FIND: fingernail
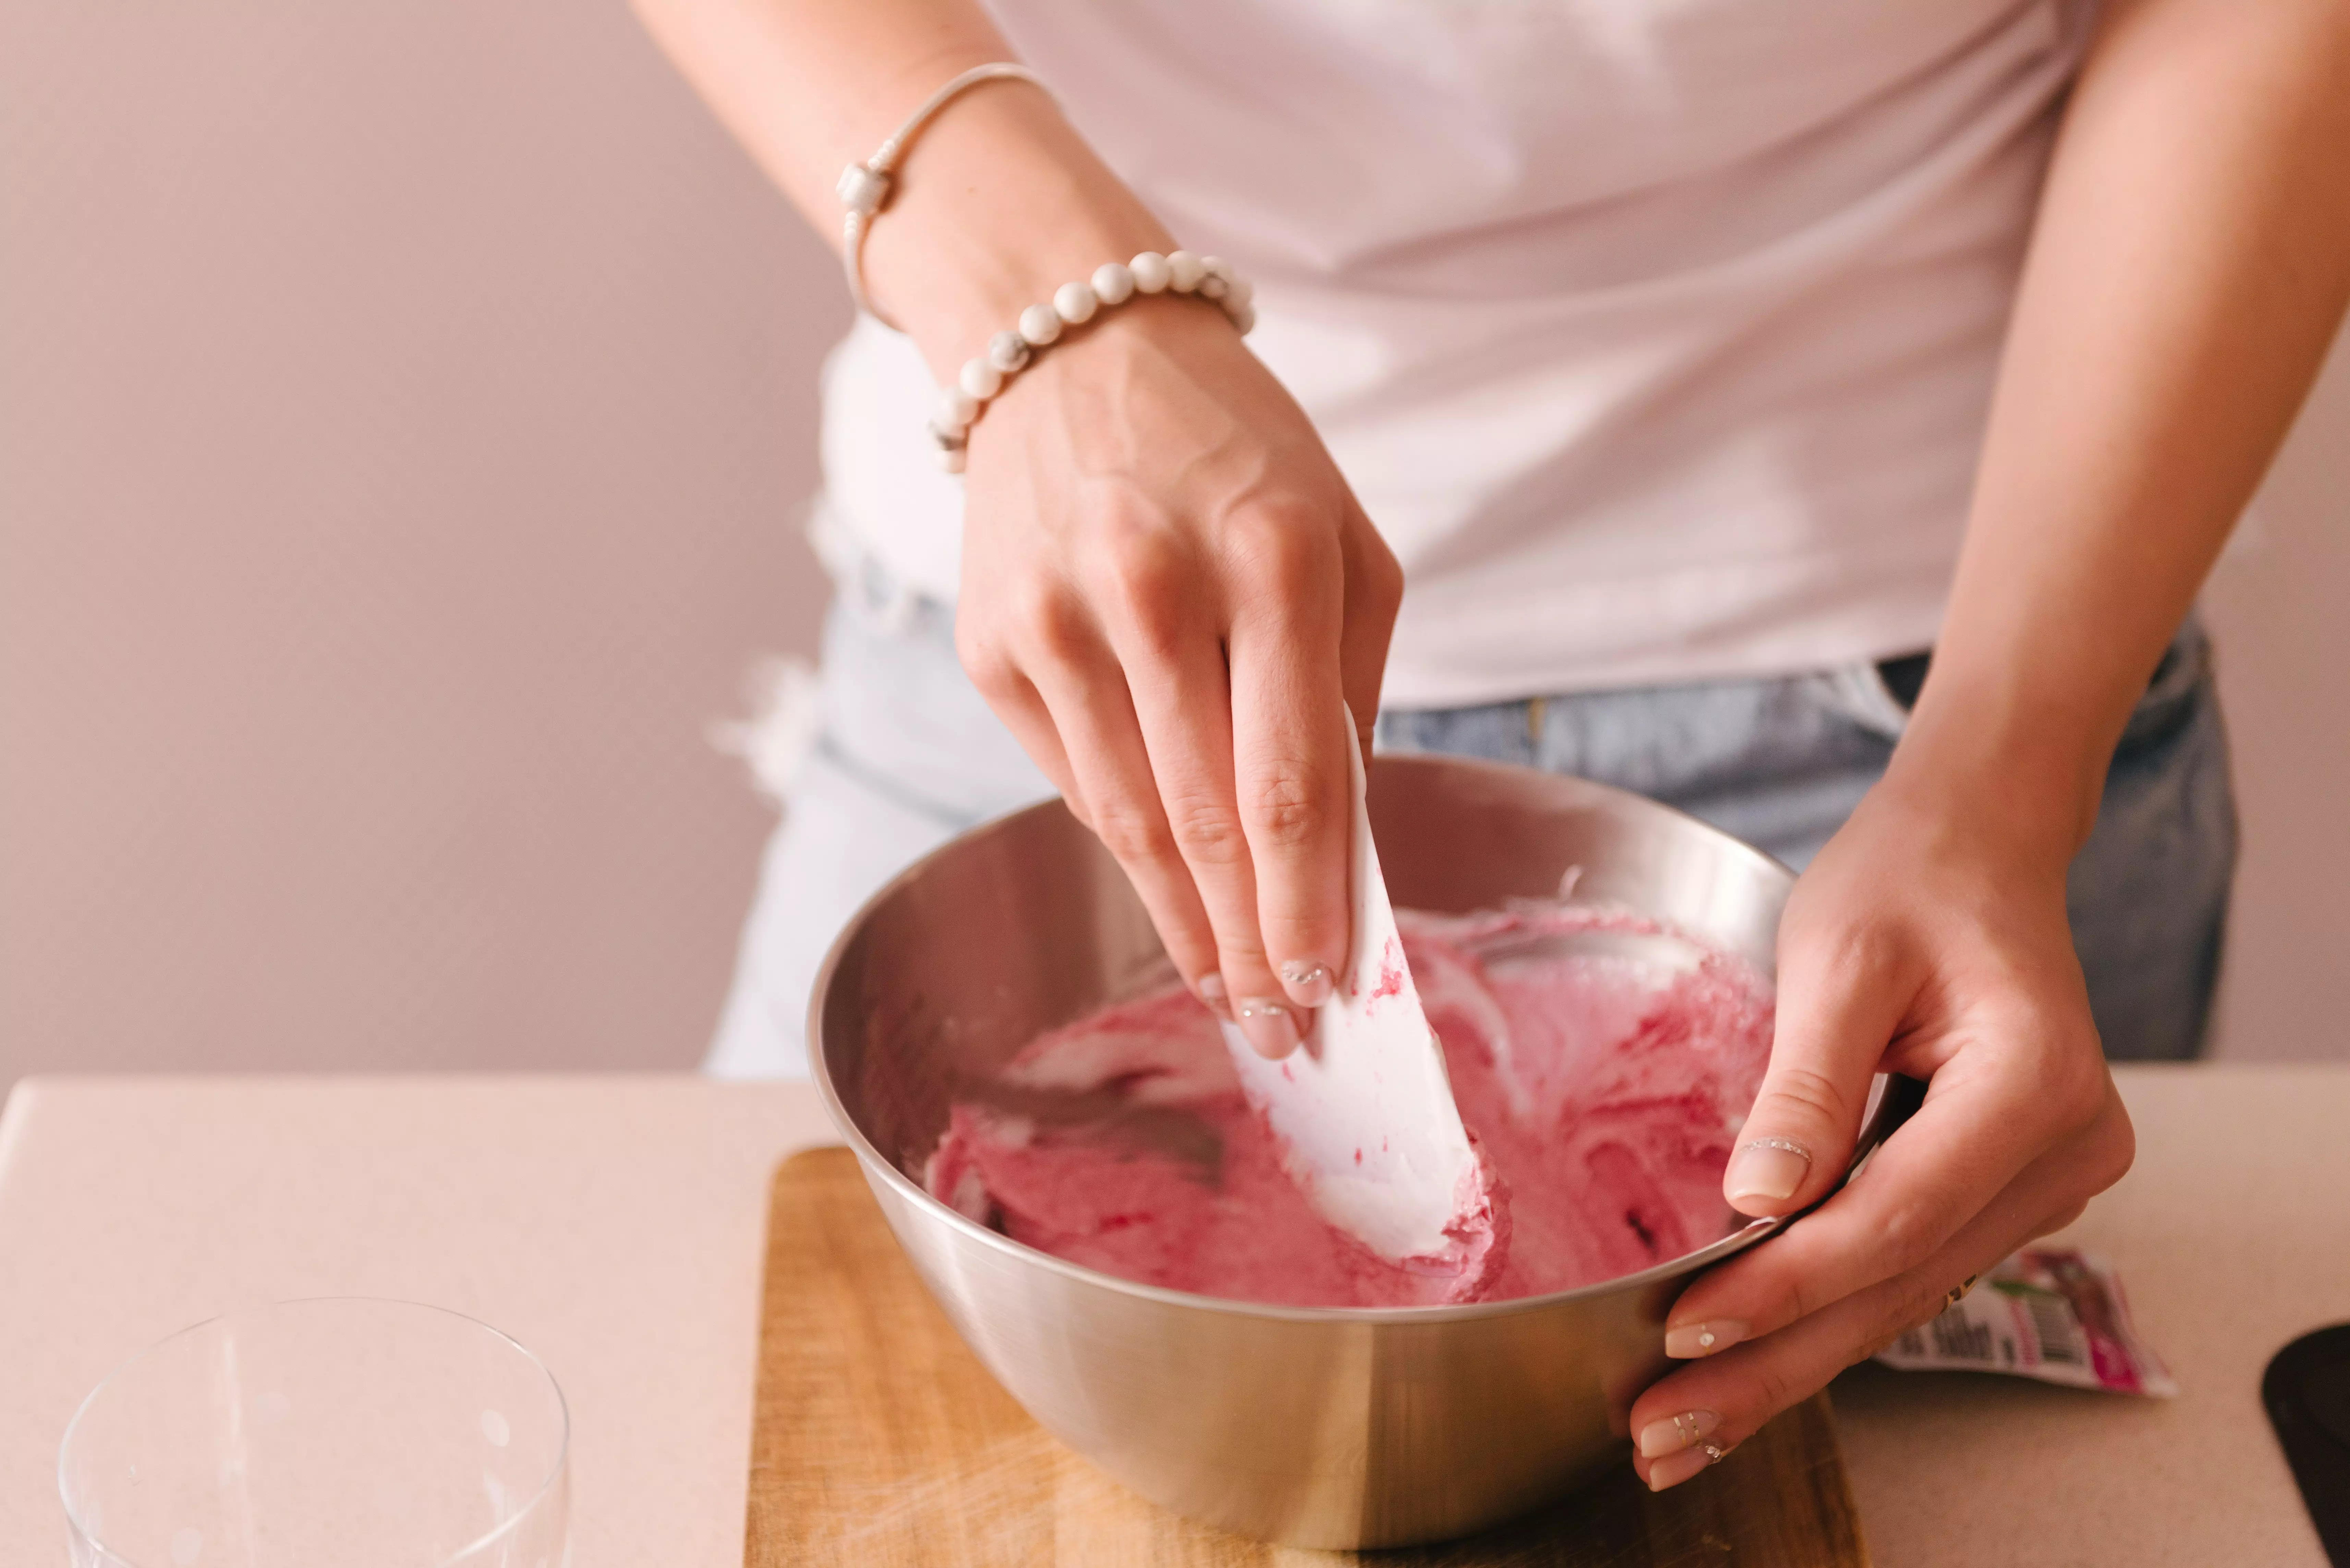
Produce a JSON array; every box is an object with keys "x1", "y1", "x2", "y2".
[
  {"x1": 1636, "y1": 1408, "x2": 1720, "y2": 1459},
  {"x1": 1646, "y1": 1441, "x2": 1726, "y2": 1492},
  {"x1": 1663, "y1": 1320, "x2": 1748, "y2": 1359},
  {"x1": 1277, "y1": 961, "x2": 1334, "y2": 1007},
  {"x1": 1236, "y1": 998, "x2": 1301, "y2": 1058},
  {"x1": 1195, "y1": 972, "x2": 1234, "y2": 1021},
  {"x1": 1726, "y1": 1137, "x2": 1812, "y2": 1203}
]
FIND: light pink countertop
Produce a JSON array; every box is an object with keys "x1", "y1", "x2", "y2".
[{"x1": 0, "y1": 1067, "x2": 2336, "y2": 1566}]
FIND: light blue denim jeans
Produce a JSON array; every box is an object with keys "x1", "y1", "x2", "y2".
[{"x1": 708, "y1": 563, "x2": 2234, "y2": 1077}]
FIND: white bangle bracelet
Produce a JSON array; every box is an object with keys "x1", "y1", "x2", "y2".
[
  {"x1": 835, "y1": 62, "x2": 1057, "y2": 330},
  {"x1": 925, "y1": 250, "x2": 1255, "y2": 473}
]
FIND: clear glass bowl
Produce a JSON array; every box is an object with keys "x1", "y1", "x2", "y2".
[{"x1": 59, "y1": 1298, "x2": 569, "y2": 1567}]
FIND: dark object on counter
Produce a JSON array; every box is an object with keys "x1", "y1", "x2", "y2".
[{"x1": 2264, "y1": 1323, "x2": 2350, "y2": 1565}]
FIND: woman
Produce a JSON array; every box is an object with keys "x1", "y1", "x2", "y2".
[{"x1": 635, "y1": 0, "x2": 2350, "y2": 1491}]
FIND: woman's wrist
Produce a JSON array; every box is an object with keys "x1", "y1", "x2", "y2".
[
  {"x1": 854, "y1": 81, "x2": 1177, "y2": 380},
  {"x1": 1878, "y1": 670, "x2": 2113, "y2": 874}
]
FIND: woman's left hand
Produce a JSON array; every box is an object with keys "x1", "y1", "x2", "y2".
[{"x1": 1626, "y1": 769, "x2": 2138, "y2": 1491}]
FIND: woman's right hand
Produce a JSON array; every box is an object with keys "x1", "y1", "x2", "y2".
[
  {"x1": 624, "y1": 5, "x2": 1405, "y2": 1051},
  {"x1": 952, "y1": 292, "x2": 1402, "y2": 1056}
]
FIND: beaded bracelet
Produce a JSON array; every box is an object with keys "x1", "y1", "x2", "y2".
[{"x1": 925, "y1": 249, "x2": 1256, "y2": 473}]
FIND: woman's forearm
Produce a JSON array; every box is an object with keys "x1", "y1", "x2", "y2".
[
  {"x1": 1895, "y1": 0, "x2": 2350, "y2": 854},
  {"x1": 633, "y1": 1, "x2": 1404, "y2": 1043},
  {"x1": 628, "y1": 0, "x2": 1172, "y2": 375}
]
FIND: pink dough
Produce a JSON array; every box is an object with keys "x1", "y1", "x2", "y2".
[{"x1": 922, "y1": 904, "x2": 1775, "y2": 1308}]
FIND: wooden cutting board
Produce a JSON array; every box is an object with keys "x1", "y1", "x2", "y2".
[{"x1": 745, "y1": 1147, "x2": 1869, "y2": 1567}]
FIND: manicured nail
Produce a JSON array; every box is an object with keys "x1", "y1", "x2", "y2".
[
  {"x1": 1646, "y1": 1441, "x2": 1726, "y2": 1492},
  {"x1": 1726, "y1": 1137, "x2": 1812, "y2": 1203},
  {"x1": 1277, "y1": 961, "x2": 1334, "y2": 1008},
  {"x1": 1664, "y1": 1320, "x2": 1748, "y2": 1359},
  {"x1": 1236, "y1": 998, "x2": 1301, "y2": 1058},
  {"x1": 1636, "y1": 1408, "x2": 1720, "y2": 1459},
  {"x1": 1195, "y1": 972, "x2": 1234, "y2": 1021}
]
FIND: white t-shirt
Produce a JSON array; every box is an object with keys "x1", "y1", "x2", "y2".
[{"x1": 817, "y1": 0, "x2": 2095, "y2": 707}]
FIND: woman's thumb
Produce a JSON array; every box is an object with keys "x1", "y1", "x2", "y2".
[{"x1": 1728, "y1": 933, "x2": 1911, "y2": 1217}]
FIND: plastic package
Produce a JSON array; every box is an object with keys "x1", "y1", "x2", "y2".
[{"x1": 1874, "y1": 1247, "x2": 2178, "y2": 1397}]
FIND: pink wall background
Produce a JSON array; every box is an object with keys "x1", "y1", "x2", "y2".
[
  {"x1": 2202, "y1": 343, "x2": 2350, "y2": 1063},
  {"x1": 1, "y1": 4, "x2": 2342, "y2": 1095},
  {"x1": 1, "y1": 3, "x2": 845, "y2": 1081}
]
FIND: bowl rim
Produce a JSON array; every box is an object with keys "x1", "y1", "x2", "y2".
[{"x1": 810, "y1": 754, "x2": 1883, "y2": 1325}]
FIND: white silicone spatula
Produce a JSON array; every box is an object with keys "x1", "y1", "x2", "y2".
[{"x1": 1220, "y1": 716, "x2": 1498, "y2": 1274}]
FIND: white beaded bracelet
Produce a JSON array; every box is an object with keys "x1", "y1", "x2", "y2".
[{"x1": 926, "y1": 249, "x2": 1256, "y2": 472}]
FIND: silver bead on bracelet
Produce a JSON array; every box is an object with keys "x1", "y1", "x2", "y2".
[{"x1": 925, "y1": 251, "x2": 1257, "y2": 473}]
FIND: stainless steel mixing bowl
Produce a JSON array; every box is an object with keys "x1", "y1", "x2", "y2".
[{"x1": 811, "y1": 754, "x2": 1898, "y2": 1548}]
